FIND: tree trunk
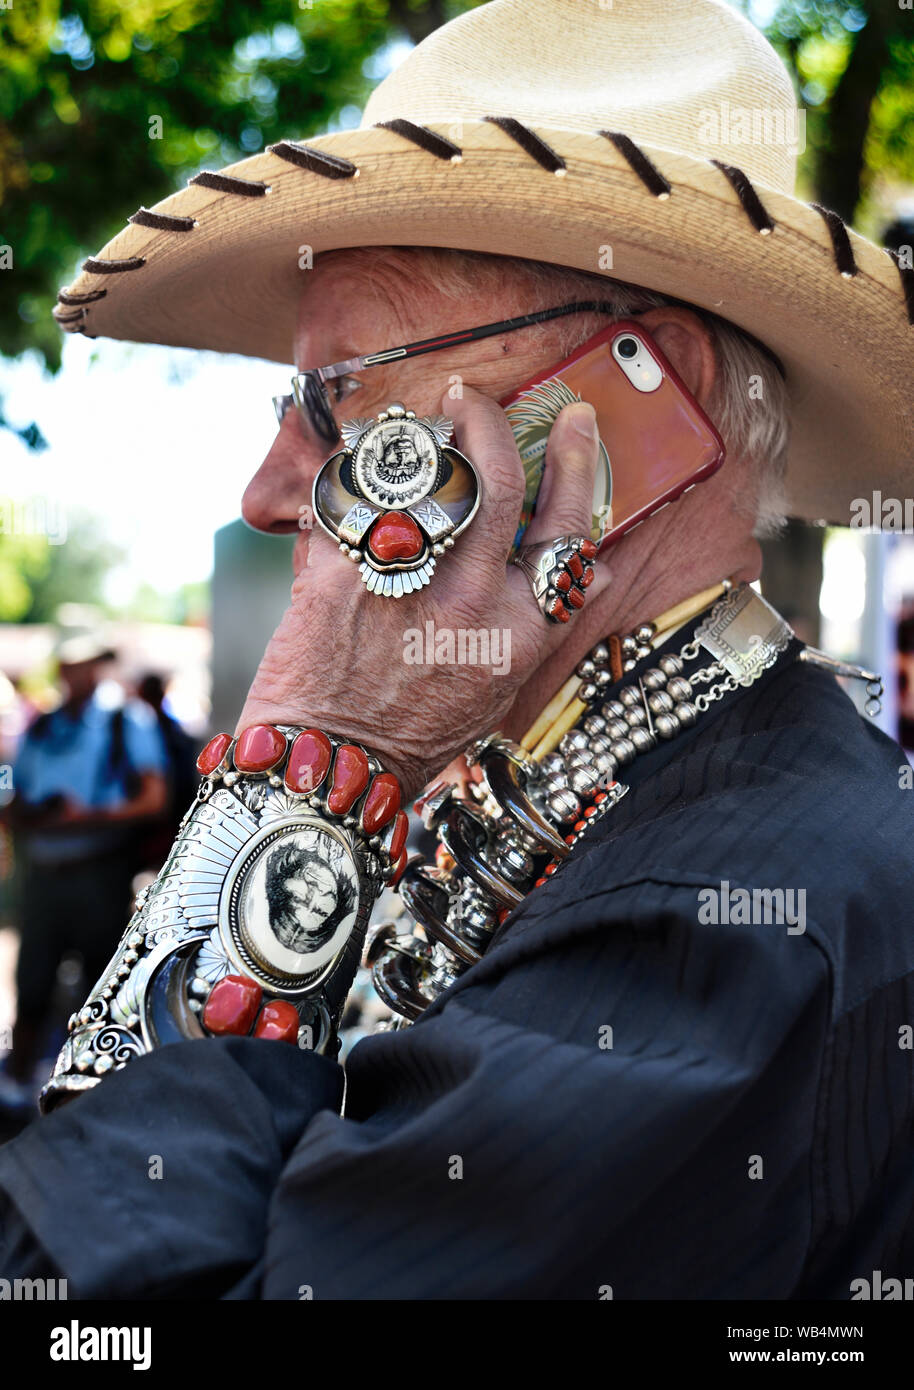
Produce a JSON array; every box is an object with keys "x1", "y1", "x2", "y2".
[{"x1": 815, "y1": 1, "x2": 895, "y2": 222}]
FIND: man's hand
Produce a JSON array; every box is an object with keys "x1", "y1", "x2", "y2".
[{"x1": 238, "y1": 388, "x2": 607, "y2": 799}]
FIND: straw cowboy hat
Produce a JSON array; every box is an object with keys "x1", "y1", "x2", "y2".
[
  {"x1": 54, "y1": 0, "x2": 913, "y2": 524},
  {"x1": 53, "y1": 605, "x2": 117, "y2": 666}
]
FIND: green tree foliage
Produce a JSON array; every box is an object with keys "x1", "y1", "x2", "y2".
[
  {"x1": 0, "y1": 0, "x2": 475, "y2": 367},
  {"x1": 0, "y1": 511, "x2": 123, "y2": 621},
  {"x1": 1, "y1": 0, "x2": 911, "y2": 369},
  {"x1": 763, "y1": 0, "x2": 914, "y2": 225}
]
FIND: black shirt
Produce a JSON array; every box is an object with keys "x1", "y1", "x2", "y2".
[{"x1": 1, "y1": 653, "x2": 912, "y2": 1299}]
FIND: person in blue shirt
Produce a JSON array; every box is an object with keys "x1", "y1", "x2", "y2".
[{"x1": 2, "y1": 633, "x2": 167, "y2": 1096}]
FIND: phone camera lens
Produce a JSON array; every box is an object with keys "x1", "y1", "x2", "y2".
[{"x1": 616, "y1": 337, "x2": 639, "y2": 359}]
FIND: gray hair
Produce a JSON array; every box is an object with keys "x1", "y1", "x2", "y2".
[{"x1": 323, "y1": 245, "x2": 790, "y2": 537}]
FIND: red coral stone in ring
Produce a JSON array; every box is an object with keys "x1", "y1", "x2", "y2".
[
  {"x1": 554, "y1": 571, "x2": 572, "y2": 592},
  {"x1": 580, "y1": 538, "x2": 598, "y2": 560},
  {"x1": 234, "y1": 724, "x2": 287, "y2": 773},
  {"x1": 567, "y1": 587, "x2": 587, "y2": 609},
  {"x1": 285, "y1": 729, "x2": 332, "y2": 795},
  {"x1": 362, "y1": 772, "x2": 401, "y2": 835},
  {"x1": 202, "y1": 975, "x2": 262, "y2": 1036},
  {"x1": 327, "y1": 744, "x2": 371, "y2": 814},
  {"x1": 368, "y1": 511, "x2": 423, "y2": 563},
  {"x1": 254, "y1": 1000, "x2": 300, "y2": 1044},
  {"x1": 196, "y1": 732, "x2": 233, "y2": 776},
  {"x1": 567, "y1": 551, "x2": 584, "y2": 579},
  {"x1": 580, "y1": 566, "x2": 595, "y2": 588}
]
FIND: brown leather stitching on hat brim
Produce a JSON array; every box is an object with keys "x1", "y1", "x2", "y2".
[
  {"x1": 710, "y1": 160, "x2": 775, "y2": 234},
  {"x1": 599, "y1": 132, "x2": 671, "y2": 199},
  {"x1": 129, "y1": 208, "x2": 197, "y2": 233},
  {"x1": 57, "y1": 288, "x2": 108, "y2": 306},
  {"x1": 56, "y1": 125, "x2": 910, "y2": 343},
  {"x1": 373, "y1": 119, "x2": 462, "y2": 162},
  {"x1": 811, "y1": 203, "x2": 857, "y2": 278},
  {"x1": 189, "y1": 170, "x2": 269, "y2": 197},
  {"x1": 267, "y1": 141, "x2": 359, "y2": 180},
  {"x1": 82, "y1": 256, "x2": 146, "y2": 274},
  {"x1": 483, "y1": 116, "x2": 566, "y2": 174}
]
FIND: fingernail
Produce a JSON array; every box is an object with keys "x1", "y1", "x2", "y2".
[{"x1": 570, "y1": 403, "x2": 599, "y2": 443}]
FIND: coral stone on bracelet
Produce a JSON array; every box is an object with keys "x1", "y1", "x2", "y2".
[
  {"x1": 253, "y1": 999, "x2": 301, "y2": 1043},
  {"x1": 202, "y1": 974, "x2": 262, "y2": 1036},
  {"x1": 285, "y1": 728, "x2": 333, "y2": 794},
  {"x1": 327, "y1": 744, "x2": 371, "y2": 815},
  {"x1": 196, "y1": 731, "x2": 233, "y2": 776},
  {"x1": 234, "y1": 723, "x2": 288, "y2": 773},
  {"x1": 361, "y1": 772, "x2": 401, "y2": 835},
  {"x1": 193, "y1": 724, "x2": 405, "y2": 874}
]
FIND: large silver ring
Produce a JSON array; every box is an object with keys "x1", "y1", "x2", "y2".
[
  {"x1": 512, "y1": 534, "x2": 598, "y2": 623},
  {"x1": 313, "y1": 403, "x2": 481, "y2": 597}
]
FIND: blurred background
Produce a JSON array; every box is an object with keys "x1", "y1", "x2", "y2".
[{"x1": 1, "y1": 0, "x2": 913, "y2": 1115}]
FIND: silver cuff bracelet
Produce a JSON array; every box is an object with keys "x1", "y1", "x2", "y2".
[{"x1": 40, "y1": 723, "x2": 408, "y2": 1112}]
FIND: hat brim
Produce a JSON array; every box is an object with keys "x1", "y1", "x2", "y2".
[
  {"x1": 56, "y1": 641, "x2": 117, "y2": 666},
  {"x1": 54, "y1": 121, "x2": 914, "y2": 524}
]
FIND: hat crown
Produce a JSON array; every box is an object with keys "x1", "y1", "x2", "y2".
[{"x1": 364, "y1": 0, "x2": 800, "y2": 191}]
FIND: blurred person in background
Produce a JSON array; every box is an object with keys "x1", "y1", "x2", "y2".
[
  {"x1": 0, "y1": 630, "x2": 167, "y2": 1108},
  {"x1": 135, "y1": 671, "x2": 200, "y2": 867}
]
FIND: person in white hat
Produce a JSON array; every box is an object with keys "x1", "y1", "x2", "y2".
[{"x1": 1, "y1": 0, "x2": 912, "y2": 1301}]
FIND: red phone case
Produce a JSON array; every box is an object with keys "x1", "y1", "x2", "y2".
[{"x1": 500, "y1": 320, "x2": 725, "y2": 551}]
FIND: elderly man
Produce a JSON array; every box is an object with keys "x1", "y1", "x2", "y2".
[{"x1": 1, "y1": 0, "x2": 912, "y2": 1301}]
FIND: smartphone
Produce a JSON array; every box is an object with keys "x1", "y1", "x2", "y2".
[{"x1": 500, "y1": 320, "x2": 725, "y2": 554}]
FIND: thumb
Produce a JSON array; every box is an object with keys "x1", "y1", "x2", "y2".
[{"x1": 522, "y1": 401, "x2": 601, "y2": 545}]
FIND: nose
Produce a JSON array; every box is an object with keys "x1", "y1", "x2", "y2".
[{"x1": 241, "y1": 411, "x2": 327, "y2": 535}]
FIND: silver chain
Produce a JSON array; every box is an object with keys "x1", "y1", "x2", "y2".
[
  {"x1": 687, "y1": 662, "x2": 725, "y2": 687},
  {"x1": 694, "y1": 674, "x2": 740, "y2": 710}
]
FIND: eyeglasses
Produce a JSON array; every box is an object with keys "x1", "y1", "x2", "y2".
[{"x1": 272, "y1": 300, "x2": 624, "y2": 448}]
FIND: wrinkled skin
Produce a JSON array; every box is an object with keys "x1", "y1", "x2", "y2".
[{"x1": 238, "y1": 250, "x2": 761, "y2": 798}]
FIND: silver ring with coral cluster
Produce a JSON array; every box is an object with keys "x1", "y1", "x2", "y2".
[
  {"x1": 39, "y1": 723, "x2": 409, "y2": 1112},
  {"x1": 313, "y1": 403, "x2": 481, "y2": 597},
  {"x1": 512, "y1": 534, "x2": 599, "y2": 623}
]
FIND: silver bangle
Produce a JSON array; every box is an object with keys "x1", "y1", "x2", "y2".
[{"x1": 40, "y1": 724, "x2": 407, "y2": 1112}]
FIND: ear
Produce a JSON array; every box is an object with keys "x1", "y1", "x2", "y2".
[{"x1": 634, "y1": 306, "x2": 716, "y2": 406}]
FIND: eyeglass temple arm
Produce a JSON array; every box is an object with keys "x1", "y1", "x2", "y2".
[{"x1": 315, "y1": 301, "x2": 623, "y2": 380}]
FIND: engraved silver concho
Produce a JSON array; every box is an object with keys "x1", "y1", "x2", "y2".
[{"x1": 694, "y1": 585, "x2": 793, "y2": 684}]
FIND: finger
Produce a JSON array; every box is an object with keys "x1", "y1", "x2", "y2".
[
  {"x1": 443, "y1": 387, "x2": 527, "y2": 569},
  {"x1": 505, "y1": 402, "x2": 612, "y2": 626},
  {"x1": 522, "y1": 401, "x2": 601, "y2": 546}
]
